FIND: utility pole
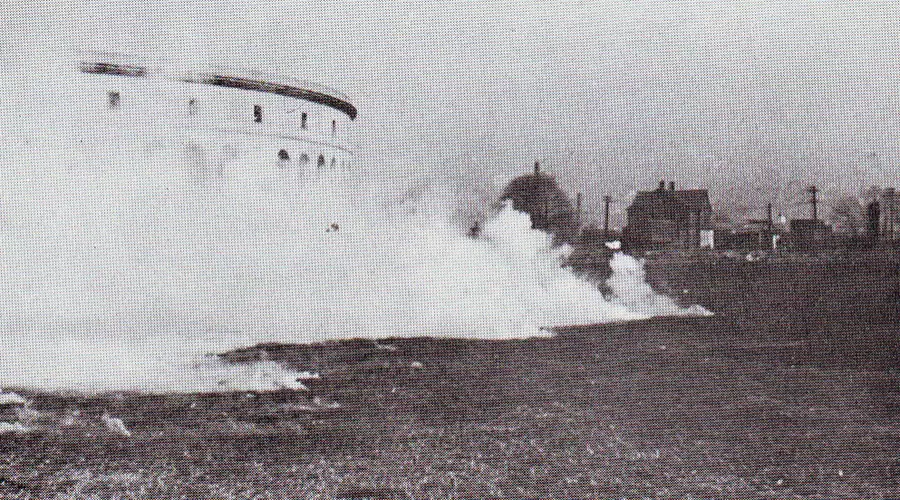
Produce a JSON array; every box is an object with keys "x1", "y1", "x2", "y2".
[
  {"x1": 533, "y1": 160, "x2": 547, "y2": 230},
  {"x1": 808, "y1": 185, "x2": 819, "y2": 221},
  {"x1": 766, "y1": 203, "x2": 773, "y2": 235},
  {"x1": 603, "y1": 195, "x2": 612, "y2": 240},
  {"x1": 885, "y1": 188, "x2": 896, "y2": 240},
  {"x1": 890, "y1": 188, "x2": 895, "y2": 239},
  {"x1": 575, "y1": 192, "x2": 582, "y2": 229}
]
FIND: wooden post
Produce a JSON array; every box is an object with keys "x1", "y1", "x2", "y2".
[
  {"x1": 808, "y1": 185, "x2": 819, "y2": 221},
  {"x1": 575, "y1": 192, "x2": 582, "y2": 230},
  {"x1": 603, "y1": 195, "x2": 612, "y2": 240}
]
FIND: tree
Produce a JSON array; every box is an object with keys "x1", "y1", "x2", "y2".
[
  {"x1": 830, "y1": 196, "x2": 866, "y2": 234},
  {"x1": 499, "y1": 171, "x2": 577, "y2": 244}
]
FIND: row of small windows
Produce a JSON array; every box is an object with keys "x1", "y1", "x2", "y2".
[
  {"x1": 107, "y1": 91, "x2": 338, "y2": 135},
  {"x1": 277, "y1": 150, "x2": 348, "y2": 170}
]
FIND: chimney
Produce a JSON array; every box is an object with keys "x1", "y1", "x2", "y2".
[
  {"x1": 669, "y1": 181, "x2": 675, "y2": 191},
  {"x1": 658, "y1": 180, "x2": 666, "y2": 191}
]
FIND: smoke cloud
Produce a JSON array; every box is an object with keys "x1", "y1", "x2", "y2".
[{"x1": 0, "y1": 9, "x2": 713, "y2": 394}]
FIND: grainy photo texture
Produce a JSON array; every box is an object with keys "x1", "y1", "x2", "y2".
[{"x1": 0, "y1": 2, "x2": 898, "y2": 498}]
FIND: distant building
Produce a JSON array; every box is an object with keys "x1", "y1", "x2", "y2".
[
  {"x1": 879, "y1": 188, "x2": 898, "y2": 240},
  {"x1": 714, "y1": 228, "x2": 778, "y2": 251},
  {"x1": 788, "y1": 219, "x2": 832, "y2": 250},
  {"x1": 624, "y1": 181, "x2": 712, "y2": 250},
  {"x1": 868, "y1": 199, "x2": 881, "y2": 238},
  {"x1": 75, "y1": 51, "x2": 357, "y2": 184}
]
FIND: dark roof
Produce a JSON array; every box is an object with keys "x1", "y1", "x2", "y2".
[
  {"x1": 628, "y1": 189, "x2": 711, "y2": 217},
  {"x1": 80, "y1": 59, "x2": 357, "y2": 120}
]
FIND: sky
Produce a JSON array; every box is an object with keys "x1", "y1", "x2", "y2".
[{"x1": 3, "y1": 0, "x2": 900, "y2": 223}]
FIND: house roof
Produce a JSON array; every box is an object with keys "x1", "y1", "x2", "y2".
[
  {"x1": 78, "y1": 51, "x2": 358, "y2": 120},
  {"x1": 628, "y1": 189, "x2": 711, "y2": 217}
]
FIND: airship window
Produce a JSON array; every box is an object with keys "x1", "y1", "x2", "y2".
[
  {"x1": 253, "y1": 105, "x2": 262, "y2": 123},
  {"x1": 278, "y1": 149, "x2": 291, "y2": 169},
  {"x1": 188, "y1": 98, "x2": 197, "y2": 115},
  {"x1": 298, "y1": 153, "x2": 310, "y2": 167},
  {"x1": 331, "y1": 120, "x2": 337, "y2": 136},
  {"x1": 317, "y1": 154, "x2": 326, "y2": 169},
  {"x1": 301, "y1": 112, "x2": 308, "y2": 129},
  {"x1": 330, "y1": 157, "x2": 336, "y2": 168}
]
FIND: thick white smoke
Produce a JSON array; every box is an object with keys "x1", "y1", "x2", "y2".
[{"x1": 0, "y1": 53, "x2": 706, "y2": 394}]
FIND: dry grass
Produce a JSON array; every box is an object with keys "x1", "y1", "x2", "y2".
[{"x1": 1, "y1": 248, "x2": 898, "y2": 499}]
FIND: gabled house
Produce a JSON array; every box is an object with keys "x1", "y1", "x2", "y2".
[{"x1": 624, "y1": 181, "x2": 712, "y2": 249}]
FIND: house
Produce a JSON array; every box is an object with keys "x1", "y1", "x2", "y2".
[{"x1": 624, "y1": 181, "x2": 712, "y2": 250}]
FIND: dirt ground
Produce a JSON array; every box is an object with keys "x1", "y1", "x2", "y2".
[{"x1": 1, "y1": 248, "x2": 898, "y2": 499}]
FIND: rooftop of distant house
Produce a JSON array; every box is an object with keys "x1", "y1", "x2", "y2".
[{"x1": 628, "y1": 181, "x2": 712, "y2": 216}]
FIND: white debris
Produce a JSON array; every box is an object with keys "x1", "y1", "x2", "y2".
[
  {"x1": 0, "y1": 391, "x2": 28, "y2": 406},
  {"x1": 60, "y1": 410, "x2": 80, "y2": 427},
  {"x1": 410, "y1": 361, "x2": 424, "y2": 369},
  {"x1": 0, "y1": 422, "x2": 30, "y2": 434},
  {"x1": 226, "y1": 419, "x2": 258, "y2": 433},
  {"x1": 605, "y1": 240, "x2": 622, "y2": 250},
  {"x1": 14, "y1": 406, "x2": 41, "y2": 424},
  {"x1": 101, "y1": 412, "x2": 132, "y2": 437},
  {"x1": 312, "y1": 396, "x2": 341, "y2": 409},
  {"x1": 746, "y1": 252, "x2": 764, "y2": 262},
  {"x1": 274, "y1": 374, "x2": 308, "y2": 391},
  {"x1": 295, "y1": 371, "x2": 321, "y2": 380}
]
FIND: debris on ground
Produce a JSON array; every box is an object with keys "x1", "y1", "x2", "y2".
[
  {"x1": 0, "y1": 422, "x2": 29, "y2": 434},
  {"x1": 101, "y1": 412, "x2": 132, "y2": 437}
]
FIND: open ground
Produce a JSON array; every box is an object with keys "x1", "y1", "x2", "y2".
[{"x1": 1, "y1": 248, "x2": 898, "y2": 499}]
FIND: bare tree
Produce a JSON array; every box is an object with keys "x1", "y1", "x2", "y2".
[
  {"x1": 830, "y1": 196, "x2": 866, "y2": 234},
  {"x1": 500, "y1": 171, "x2": 577, "y2": 244}
]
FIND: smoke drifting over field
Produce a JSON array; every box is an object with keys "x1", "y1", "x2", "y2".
[{"x1": 0, "y1": 52, "x2": 706, "y2": 394}]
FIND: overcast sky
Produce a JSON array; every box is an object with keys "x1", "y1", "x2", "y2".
[{"x1": 4, "y1": 0, "x2": 900, "y2": 220}]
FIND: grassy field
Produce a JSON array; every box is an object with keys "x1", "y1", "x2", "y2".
[{"x1": 1, "y1": 248, "x2": 898, "y2": 499}]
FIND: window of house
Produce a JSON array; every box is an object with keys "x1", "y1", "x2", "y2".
[
  {"x1": 108, "y1": 91, "x2": 120, "y2": 109},
  {"x1": 317, "y1": 154, "x2": 326, "y2": 169},
  {"x1": 253, "y1": 105, "x2": 262, "y2": 123},
  {"x1": 301, "y1": 112, "x2": 308, "y2": 129}
]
